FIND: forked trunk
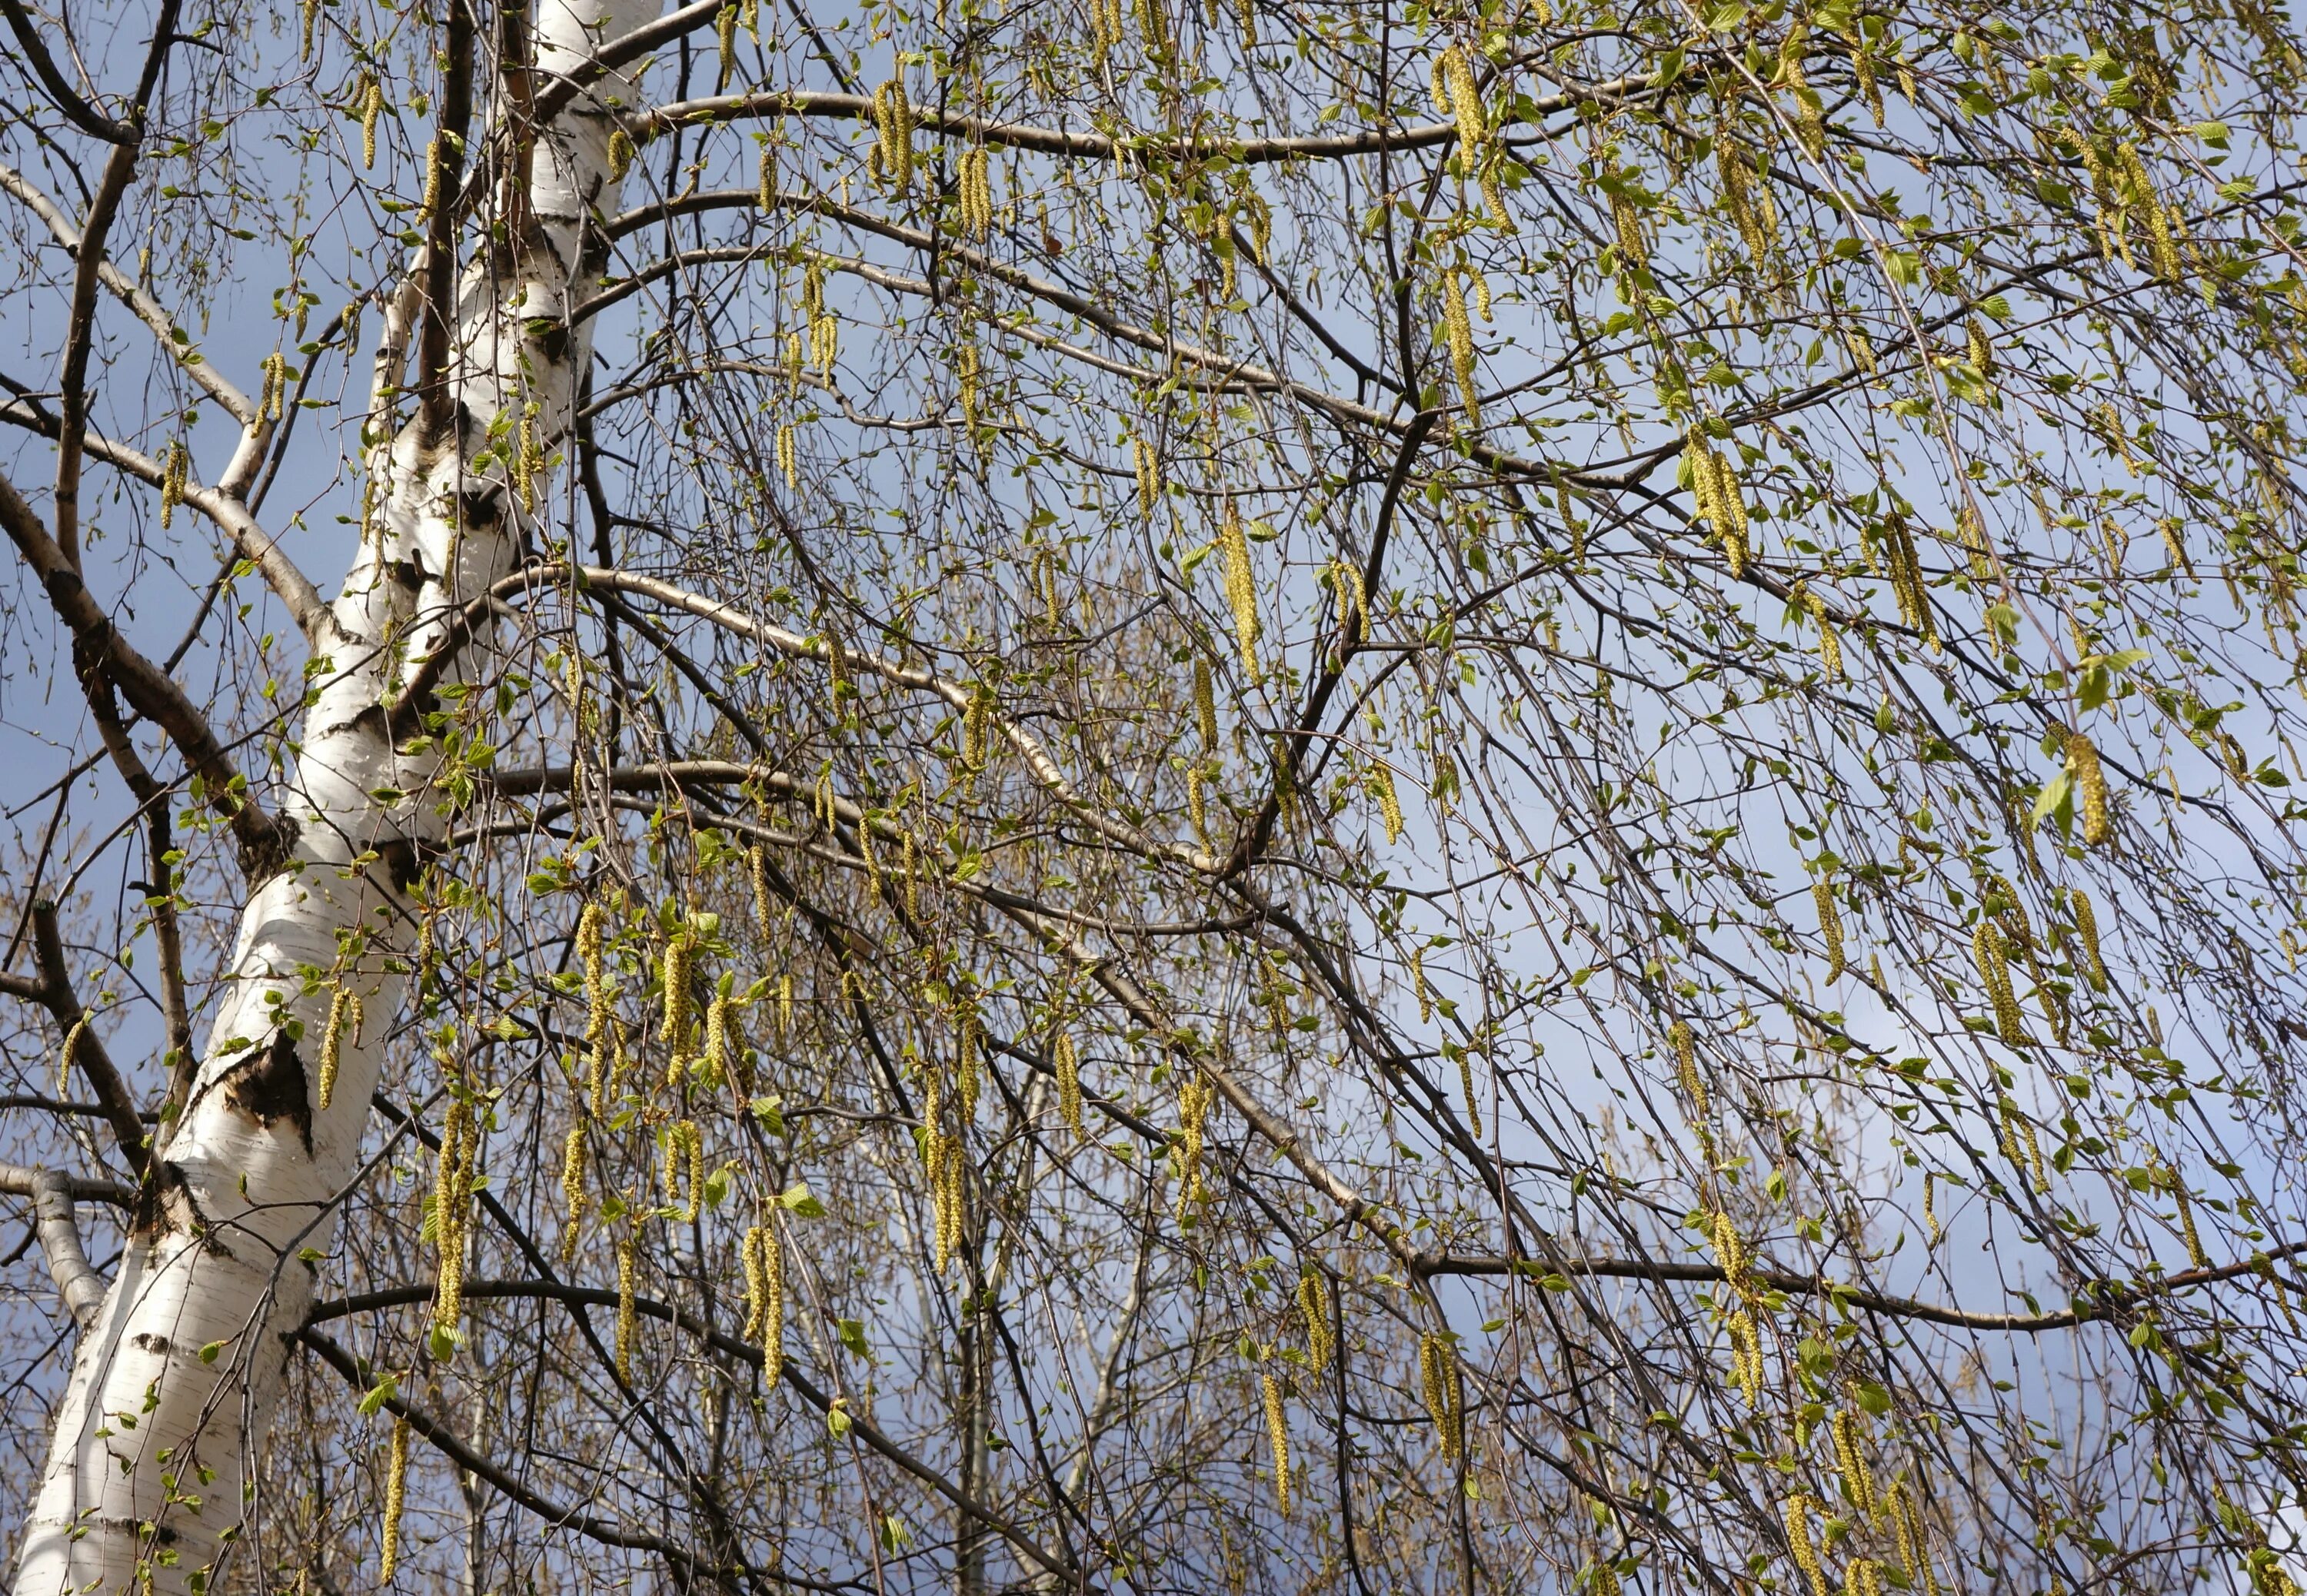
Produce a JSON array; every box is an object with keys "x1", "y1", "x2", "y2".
[{"x1": 12, "y1": 2, "x2": 652, "y2": 1586}]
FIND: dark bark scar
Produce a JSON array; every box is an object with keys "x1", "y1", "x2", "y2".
[{"x1": 221, "y1": 1029, "x2": 314, "y2": 1153}]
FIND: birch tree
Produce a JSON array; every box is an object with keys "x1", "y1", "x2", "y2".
[{"x1": 6, "y1": 0, "x2": 2307, "y2": 1588}]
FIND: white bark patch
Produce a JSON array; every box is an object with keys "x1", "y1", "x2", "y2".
[{"x1": 13, "y1": 2, "x2": 657, "y2": 1588}]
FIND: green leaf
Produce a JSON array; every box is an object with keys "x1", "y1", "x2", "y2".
[
  {"x1": 2030, "y1": 770, "x2": 2072, "y2": 825},
  {"x1": 779, "y1": 1182, "x2": 826, "y2": 1218},
  {"x1": 357, "y1": 1374, "x2": 400, "y2": 1416}
]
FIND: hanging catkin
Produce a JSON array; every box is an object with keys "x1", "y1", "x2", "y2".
[
  {"x1": 1299, "y1": 1268, "x2": 1333, "y2": 1370},
  {"x1": 1441, "y1": 270, "x2": 1479, "y2": 423},
  {"x1": 1371, "y1": 763, "x2": 1403, "y2": 843},
  {"x1": 2071, "y1": 889, "x2": 2109, "y2": 992},
  {"x1": 433, "y1": 1092, "x2": 474, "y2": 1338},
  {"x1": 1831, "y1": 1407, "x2": 1878, "y2": 1519},
  {"x1": 358, "y1": 75, "x2": 381, "y2": 169},
  {"x1": 558, "y1": 1122, "x2": 586, "y2": 1263},
  {"x1": 1784, "y1": 1494, "x2": 1829, "y2": 1596},
  {"x1": 1134, "y1": 437, "x2": 1160, "y2": 519},
  {"x1": 1669, "y1": 1020, "x2": 1706, "y2": 1116},
  {"x1": 1418, "y1": 1330, "x2": 1464, "y2": 1460},
  {"x1": 744, "y1": 1220, "x2": 784, "y2": 1380},
  {"x1": 1054, "y1": 1029, "x2": 1084, "y2": 1137},
  {"x1": 1800, "y1": 585, "x2": 1843, "y2": 678},
  {"x1": 1891, "y1": 1480, "x2": 1940, "y2": 1596},
  {"x1": 1815, "y1": 878, "x2": 1846, "y2": 980},
  {"x1": 2066, "y1": 730, "x2": 2111, "y2": 846},
  {"x1": 1972, "y1": 920, "x2": 2026, "y2": 1043},
  {"x1": 380, "y1": 1415, "x2": 410, "y2": 1578},
  {"x1": 1173, "y1": 1068, "x2": 1214, "y2": 1219},
  {"x1": 1220, "y1": 504, "x2": 1260, "y2": 674},
  {"x1": 1261, "y1": 1366, "x2": 1291, "y2": 1512},
  {"x1": 317, "y1": 984, "x2": 362, "y2": 1111},
  {"x1": 1717, "y1": 135, "x2": 1777, "y2": 264},
  {"x1": 1433, "y1": 46, "x2": 1481, "y2": 167},
  {"x1": 616, "y1": 1235, "x2": 638, "y2": 1379}
]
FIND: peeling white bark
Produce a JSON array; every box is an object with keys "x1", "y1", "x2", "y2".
[{"x1": 12, "y1": 3, "x2": 654, "y2": 1588}]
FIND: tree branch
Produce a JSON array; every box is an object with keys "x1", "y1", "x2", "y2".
[{"x1": 0, "y1": 464, "x2": 292, "y2": 876}]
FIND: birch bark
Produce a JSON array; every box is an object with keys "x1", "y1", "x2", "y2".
[{"x1": 13, "y1": 1, "x2": 654, "y2": 1586}]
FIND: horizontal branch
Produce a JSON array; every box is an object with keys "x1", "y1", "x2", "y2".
[
  {"x1": 637, "y1": 70, "x2": 1659, "y2": 163},
  {"x1": 1416, "y1": 1236, "x2": 2307, "y2": 1333}
]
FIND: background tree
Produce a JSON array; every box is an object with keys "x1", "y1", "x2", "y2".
[{"x1": 5, "y1": 0, "x2": 2307, "y2": 1588}]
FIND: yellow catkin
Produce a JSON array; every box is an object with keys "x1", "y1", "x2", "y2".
[
  {"x1": 1832, "y1": 1407, "x2": 1878, "y2": 1519},
  {"x1": 1669, "y1": 1020, "x2": 1706, "y2": 1117},
  {"x1": 1717, "y1": 135, "x2": 1778, "y2": 264},
  {"x1": 744, "y1": 1219, "x2": 784, "y2": 1380},
  {"x1": 1457, "y1": 1046, "x2": 1483, "y2": 1139},
  {"x1": 1973, "y1": 920, "x2": 2026, "y2": 1043},
  {"x1": 1800, "y1": 587, "x2": 1843, "y2": 678},
  {"x1": 1710, "y1": 1209, "x2": 1748, "y2": 1290},
  {"x1": 1726, "y1": 1306, "x2": 1763, "y2": 1402},
  {"x1": 615, "y1": 1235, "x2": 639, "y2": 1378},
  {"x1": 1193, "y1": 655, "x2": 1218, "y2": 749},
  {"x1": 1815, "y1": 879, "x2": 1846, "y2": 980},
  {"x1": 1846, "y1": 1558, "x2": 1883, "y2": 1596},
  {"x1": 418, "y1": 134, "x2": 444, "y2": 217},
  {"x1": 1135, "y1": 437, "x2": 1160, "y2": 519},
  {"x1": 1893, "y1": 1481, "x2": 1940, "y2": 1596},
  {"x1": 1441, "y1": 271, "x2": 1479, "y2": 422},
  {"x1": 1372, "y1": 763, "x2": 1403, "y2": 843},
  {"x1": 2067, "y1": 731, "x2": 2111, "y2": 846},
  {"x1": 158, "y1": 441, "x2": 185, "y2": 527},
  {"x1": 433, "y1": 1095, "x2": 473, "y2": 1337},
  {"x1": 1439, "y1": 45, "x2": 1485, "y2": 185},
  {"x1": 2119, "y1": 143, "x2": 2183, "y2": 281},
  {"x1": 1784, "y1": 1495, "x2": 1829, "y2": 1596},
  {"x1": 1410, "y1": 944, "x2": 1431, "y2": 1022},
  {"x1": 744, "y1": 846, "x2": 774, "y2": 937},
  {"x1": 1883, "y1": 515, "x2": 1936, "y2": 643},
  {"x1": 1686, "y1": 428, "x2": 1749, "y2": 577},
  {"x1": 608, "y1": 127, "x2": 634, "y2": 179},
  {"x1": 380, "y1": 1415, "x2": 409, "y2": 1579},
  {"x1": 664, "y1": 1120, "x2": 704, "y2": 1222},
  {"x1": 1220, "y1": 504, "x2": 1260, "y2": 674},
  {"x1": 1187, "y1": 764, "x2": 1210, "y2": 846},
  {"x1": 2072, "y1": 889, "x2": 2109, "y2": 993},
  {"x1": 1261, "y1": 1367, "x2": 1291, "y2": 1511},
  {"x1": 697, "y1": 990, "x2": 727, "y2": 1086},
  {"x1": 1173, "y1": 1068, "x2": 1214, "y2": 1219},
  {"x1": 1055, "y1": 1030, "x2": 1084, "y2": 1137},
  {"x1": 661, "y1": 934, "x2": 694, "y2": 1068},
  {"x1": 559, "y1": 1123, "x2": 587, "y2": 1262},
  {"x1": 1999, "y1": 1094, "x2": 2047, "y2": 1190},
  {"x1": 957, "y1": 344, "x2": 980, "y2": 432},
  {"x1": 777, "y1": 422, "x2": 797, "y2": 488},
  {"x1": 358, "y1": 75, "x2": 381, "y2": 170},
  {"x1": 1418, "y1": 1331, "x2": 1463, "y2": 1460},
  {"x1": 318, "y1": 986, "x2": 361, "y2": 1112},
  {"x1": 1300, "y1": 1268, "x2": 1333, "y2": 1370},
  {"x1": 1922, "y1": 1172, "x2": 1941, "y2": 1243}
]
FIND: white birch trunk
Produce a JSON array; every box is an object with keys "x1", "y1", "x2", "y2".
[{"x1": 12, "y1": 2, "x2": 654, "y2": 1587}]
